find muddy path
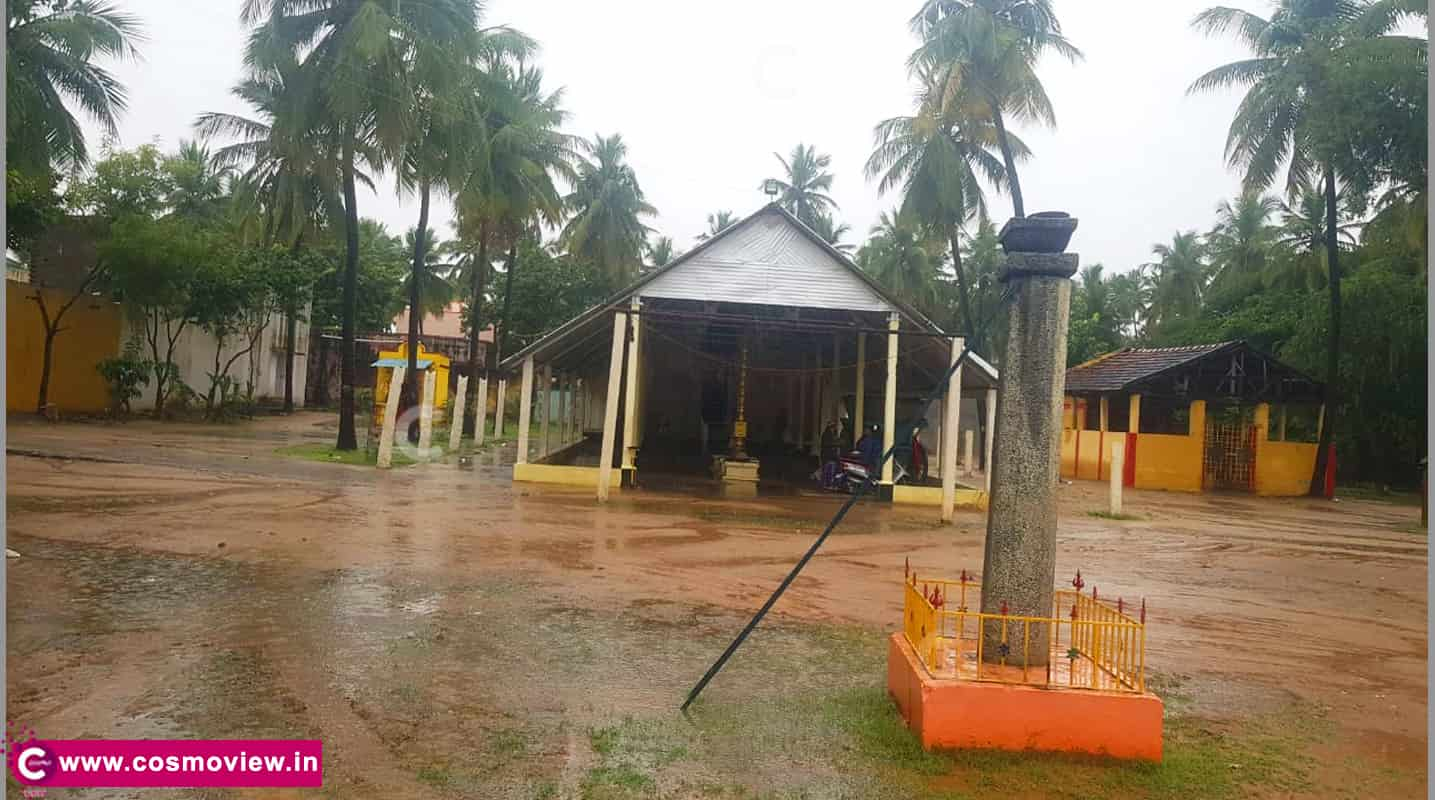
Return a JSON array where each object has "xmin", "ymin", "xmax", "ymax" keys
[{"xmin": 5, "ymin": 413, "xmax": 1427, "ymax": 796}]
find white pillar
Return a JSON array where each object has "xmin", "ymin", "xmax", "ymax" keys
[
  {"xmin": 598, "ymin": 313, "xmax": 628, "ymax": 501},
  {"xmin": 417, "ymin": 368, "xmax": 436, "ymax": 461},
  {"xmin": 622, "ymin": 297, "xmax": 642, "ymax": 479},
  {"xmin": 881, "ymin": 313, "xmax": 899, "ymax": 486},
  {"xmin": 475, "ymin": 376, "xmax": 488, "ymax": 447},
  {"xmin": 854, "ymin": 333, "xmax": 866, "ymax": 446},
  {"xmin": 1109, "ymin": 441, "xmax": 1125, "ymax": 516},
  {"xmin": 984, "ymin": 387, "xmax": 997, "ymax": 492},
  {"xmin": 493, "ymin": 378, "xmax": 507, "ymax": 439},
  {"xmin": 964, "ymin": 429, "xmax": 975, "ymax": 477},
  {"xmin": 538, "ymin": 363, "xmax": 552, "ymax": 458},
  {"xmin": 449, "ymin": 375, "xmax": 468, "ymax": 452},
  {"xmin": 516, "ymin": 358, "xmax": 534, "ymax": 464},
  {"xmin": 831, "ymin": 332, "xmax": 840, "ymax": 427},
  {"xmin": 376, "ymin": 366, "xmax": 406, "ymax": 469},
  {"xmin": 941, "ymin": 337, "xmax": 963, "ymax": 521},
  {"xmin": 562, "ymin": 373, "xmax": 574, "ymax": 445}
]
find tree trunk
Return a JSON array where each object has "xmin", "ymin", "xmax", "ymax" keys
[
  {"xmin": 1308, "ymin": 163, "xmax": 1341, "ymax": 496},
  {"xmin": 469, "ymin": 226, "xmax": 489, "ymax": 383},
  {"xmin": 37, "ymin": 326, "xmax": 57, "ymax": 414},
  {"xmin": 990, "ymin": 100, "xmax": 1025, "ymax": 219},
  {"xmin": 495, "ymin": 239, "xmax": 519, "ymax": 368},
  {"xmin": 948, "ymin": 232, "xmax": 978, "ymax": 350},
  {"xmin": 336, "ymin": 133, "xmax": 361, "ymax": 451},
  {"xmin": 405, "ymin": 180, "xmax": 432, "ymax": 408}
]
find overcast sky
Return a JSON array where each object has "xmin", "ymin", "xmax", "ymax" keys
[{"xmin": 86, "ymin": 0, "xmax": 1276, "ymax": 272}]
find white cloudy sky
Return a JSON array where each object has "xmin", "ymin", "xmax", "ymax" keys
[{"xmin": 84, "ymin": 0, "xmax": 1275, "ymax": 272}]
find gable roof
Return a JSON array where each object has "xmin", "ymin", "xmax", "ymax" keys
[
  {"xmin": 1065, "ymin": 343, "xmax": 1234, "ymax": 393},
  {"xmin": 1064, "ymin": 340, "xmax": 1323, "ymax": 401},
  {"xmin": 498, "ymin": 203, "xmax": 998, "ymax": 384}
]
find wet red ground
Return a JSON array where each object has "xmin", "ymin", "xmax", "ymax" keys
[{"xmin": 5, "ymin": 412, "xmax": 1427, "ymax": 797}]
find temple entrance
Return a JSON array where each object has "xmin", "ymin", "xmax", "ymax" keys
[{"xmin": 1202, "ymin": 405, "xmax": 1256, "ymax": 491}]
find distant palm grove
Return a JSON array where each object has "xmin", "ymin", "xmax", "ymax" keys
[{"xmin": 6, "ymin": 0, "xmax": 1426, "ymax": 487}]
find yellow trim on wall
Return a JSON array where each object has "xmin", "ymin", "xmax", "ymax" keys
[
  {"xmin": 893, "ymin": 484, "xmax": 988, "ymax": 510},
  {"xmin": 512, "ymin": 462, "xmax": 620, "ymax": 490}
]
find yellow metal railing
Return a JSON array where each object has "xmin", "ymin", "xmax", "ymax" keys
[{"xmin": 903, "ymin": 571, "xmax": 1147, "ymax": 693}]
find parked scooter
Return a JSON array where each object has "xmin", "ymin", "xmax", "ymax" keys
[{"xmin": 814, "ymin": 450, "xmax": 907, "ymax": 493}]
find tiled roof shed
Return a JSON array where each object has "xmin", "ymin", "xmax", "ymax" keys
[{"xmin": 1064, "ymin": 341, "xmax": 1324, "ymax": 403}]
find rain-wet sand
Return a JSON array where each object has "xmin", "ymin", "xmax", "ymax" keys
[{"xmin": 5, "ymin": 412, "xmax": 1426, "ymax": 797}]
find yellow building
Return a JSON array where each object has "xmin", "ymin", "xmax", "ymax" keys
[
  {"xmin": 1061, "ymin": 341, "xmax": 1331, "ymax": 497},
  {"xmin": 371, "ymin": 342, "xmax": 451, "ymax": 425}
]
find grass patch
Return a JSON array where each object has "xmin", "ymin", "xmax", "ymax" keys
[
  {"xmin": 1336, "ymin": 484, "xmax": 1423, "ymax": 506},
  {"xmin": 274, "ymin": 443, "xmax": 414, "ymax": 467},
  {"xmin": 818, "ymin": 686, "xmax": 1328, "ymax": 800},
  {"xmin": 1088, "ymin": 510, "xmax": 1144, "ymax": 521}
]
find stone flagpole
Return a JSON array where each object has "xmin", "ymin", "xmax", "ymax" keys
[{"xmin": 981, "ymin": 213, "xmax": 1079, "ymax": 666}]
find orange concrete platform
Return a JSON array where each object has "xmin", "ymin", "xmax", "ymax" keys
[{"xmin": 887, "ymin": 633, "xmax": 1163, "ymax": 761}]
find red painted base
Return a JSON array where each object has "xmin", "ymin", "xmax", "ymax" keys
[{"xmin": 887, "ymin": 633, "xmax": 1164, "ymax": 761}]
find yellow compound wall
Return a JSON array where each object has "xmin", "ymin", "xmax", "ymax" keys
[{"xmin": 7, "ymin": 280, "xmax": 122, "ymax": 413}]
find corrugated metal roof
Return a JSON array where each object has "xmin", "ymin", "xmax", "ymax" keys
[
  {"xmin": 1064, "ymin": 342, "xmax": 1235, "ymax": 393},
  {"xmin": 641, "ymin": 211, "xmax": 893, "ymax": 312},
  {"xmin": 497, "ymin": 204, "xmax": 991, "ymax": 381}
]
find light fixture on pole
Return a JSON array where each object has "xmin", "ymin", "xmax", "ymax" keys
[{"xmin": 762, "ymin": 178, "xmax": 781, "ymax": 200}]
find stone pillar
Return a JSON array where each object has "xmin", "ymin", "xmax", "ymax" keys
[
  {"xmin": 417, "ymin": 368, "xmax": 436, "ymax": 461},
  {"xmin": 515, "ymin": 357, "xmax": 534, "ymax": 464},
  {"xmin": 449, "ymin": 374, "xmax": 468, "ymax": 452},
  {"xmin": 854, "ymin": 333, "xmax": 866, "ymax": 446},
  {"xmin": 964, "ymin": 429, "xmax": 975, "ymax": 477},
  {"xmin": 598, "ymin": 313, "xmax": 628, "ymax": 501},
  {"xmin": 494, "ymin": 378, "xmax": 507, "ymax": 439},
  {"xmin": 376, "ymin": 366, "xmax": 406, "ymax": 469},
  {"xmin": 475, "ymin": 376, "xmax": 488, "ymax": 447},
  {"xmin": 981, "ymin": 236, "xmax": 1078, "ymax": 666},
  {"xmin": 983, "ymin": 387, "xmax": 996, "ymax": 492},
  {"xmin": 881, "ymin": 313, "xmax": 899, "ymax": 491},
  {"xmin": 941, "ymin": 337, "xmax": 963, "ymax": 522}
]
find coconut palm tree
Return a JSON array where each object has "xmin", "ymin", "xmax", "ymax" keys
[
  {"xmin": 241, "ymin": 0, "xmax": 476, "ymax": 450},
  {"xmin": 196, "ymin": 58, "xmax": 351, "ymax": 412},
  {"xmin": 396, "ymin": 23, "xmax": 533, "ymax": 401},
  {"xmin": 858, "ymin": 210, "xmax": 941, "ymax": 313},
  {"xmin": 164, "ymin": 139, "xmax": 234, "ymax": 221},
  {"xmin": 561, "ymin": 133, "xmax": 655, "ymax": 284},
  {"xmin": 866, "ymin": 70, "xmax": 1020, "ymax": 346},
  {"xmin": 1205, "ymin": 190, "xmax": 1280, "ymax": 301},
  {"xmin": 6, "ymin": 0, "xmax": 143, "ymax": 173},
  {"xmin": 907, "ymin": 0, "xmax": 1081, "ymax": 218},
  {"xmin": 1188, "ymin": 0, "xmax": 1423, "ymax": 492},
  {"xmin": 1145, "ymin": 232, "xmax": 1207, "ymax": 330},
  {"xmin": 646, "ymin": 235, "xmax": 676, "ymax": 269},
  {"xmin": 698, "ymin": 210, "xmax": 738, "ymax": 241},
  {"xmin": 809, "ymin": 212, "xmax": 855, "ymax": 254},
  {"xmin": 400, "ymin": 227, "xmax": 457, "ymax": 335},
  {"xmin": 763, "ymin": 143, "xmax": 837, "ymax": 228},
  {"xmin": 1268, "ymin": 182, "xmax": 1358, "ymax": 290},
  {"xmin": 457, "ymin": 60, "xmax": 574, "ymax": 379}
]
